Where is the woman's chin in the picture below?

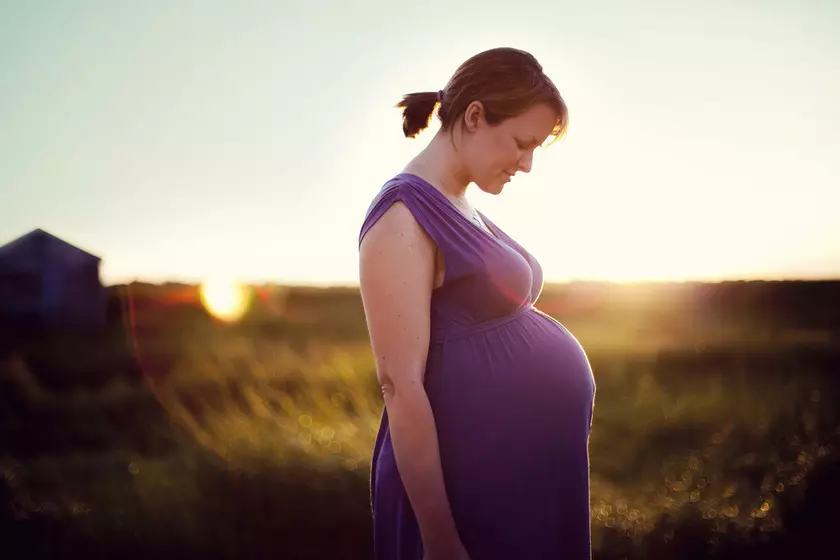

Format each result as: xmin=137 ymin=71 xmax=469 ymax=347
xmin=475 ymin=177 xmax=508 ymax=195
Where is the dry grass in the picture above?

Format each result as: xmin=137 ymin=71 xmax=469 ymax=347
xmin=1 ymin=283 xmax=839 ymax=558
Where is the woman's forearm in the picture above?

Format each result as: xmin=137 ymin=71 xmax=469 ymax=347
xmin=384 ymin=382 xmax=460 ymax=549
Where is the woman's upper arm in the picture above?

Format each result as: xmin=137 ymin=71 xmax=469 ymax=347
xmin=359 ymin=201 xmax=436 ymax=391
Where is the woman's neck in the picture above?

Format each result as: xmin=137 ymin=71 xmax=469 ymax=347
xmin=403 ymin=130 xmax=470 ymax=200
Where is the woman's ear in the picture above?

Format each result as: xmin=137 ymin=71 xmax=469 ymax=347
xmin=462 ymin=100 xmax=485 ymax=133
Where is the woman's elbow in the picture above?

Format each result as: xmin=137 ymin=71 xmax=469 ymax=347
xmin=378 ymin=369 xmax=424 ymax=402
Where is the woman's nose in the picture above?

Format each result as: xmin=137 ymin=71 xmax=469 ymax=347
xmin=518 ymin=151 xmax=533 ymax=173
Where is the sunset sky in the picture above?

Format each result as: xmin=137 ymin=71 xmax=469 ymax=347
xmin=1 ymin=0 xmax=838 ymax=286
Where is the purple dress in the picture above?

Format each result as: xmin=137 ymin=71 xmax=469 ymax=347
xmin=359 ymin=173 xmax=596 ymax=560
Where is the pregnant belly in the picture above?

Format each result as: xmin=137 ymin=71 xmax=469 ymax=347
xmin=425 ymin=308 xmax=595 ymax=431
xmin=422 ymin=309 xmax=596 ymax=544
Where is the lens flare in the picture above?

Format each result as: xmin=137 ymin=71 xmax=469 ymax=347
xmin=199 ymin=279 xmax=251 ymax=322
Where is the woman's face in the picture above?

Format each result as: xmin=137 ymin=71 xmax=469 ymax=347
xmin=459 ymin=101 xmax=559 ymax=195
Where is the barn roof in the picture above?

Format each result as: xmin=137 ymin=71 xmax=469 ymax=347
xmin=0 ymin=228 xmax=102 ymax=264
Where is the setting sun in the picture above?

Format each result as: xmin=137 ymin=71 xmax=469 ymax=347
xmin=199 ymin=279 xmax=251 ymax=322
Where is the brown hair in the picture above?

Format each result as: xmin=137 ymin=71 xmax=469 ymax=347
xmin=396 ymin=47 xmax=569 ymax=144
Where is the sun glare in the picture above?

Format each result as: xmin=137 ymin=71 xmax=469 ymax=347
xmin=199 ymin=279 xmax=251 ymax=322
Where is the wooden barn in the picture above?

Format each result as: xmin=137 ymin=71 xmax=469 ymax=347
xmin=0 ymin=229 xmax=106 ymax=327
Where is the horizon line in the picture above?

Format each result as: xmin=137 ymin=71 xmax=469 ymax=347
xmin=103 ymin=275 xmax=840 ymax=288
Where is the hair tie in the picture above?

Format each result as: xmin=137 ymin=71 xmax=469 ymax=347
xmin=436 ymin=90 xmax=443 ymax=103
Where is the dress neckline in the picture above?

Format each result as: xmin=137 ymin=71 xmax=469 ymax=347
xmin=397 ymin=173 xmax=505 ymax=243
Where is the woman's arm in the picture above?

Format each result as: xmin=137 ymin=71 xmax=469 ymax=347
xmin=359 ymin=200 xmax=465 ymax=556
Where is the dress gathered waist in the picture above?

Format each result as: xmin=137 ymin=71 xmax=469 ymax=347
xmin=430 ymin=303 xmax=535 ymax=344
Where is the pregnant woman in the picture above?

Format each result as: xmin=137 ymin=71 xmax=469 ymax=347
xmin=358 ymin=47 xmax=596 ymax=560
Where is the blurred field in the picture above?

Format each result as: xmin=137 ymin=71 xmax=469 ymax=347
xmin=1 ymin=280 xmax=839 ymax=559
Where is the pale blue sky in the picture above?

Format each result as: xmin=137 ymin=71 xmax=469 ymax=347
xmin=1 ymin=0 xmax=838 ymax=285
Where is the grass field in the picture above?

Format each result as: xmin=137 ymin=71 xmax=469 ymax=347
xmin=1 ymin=281 xmax=839 ymax=559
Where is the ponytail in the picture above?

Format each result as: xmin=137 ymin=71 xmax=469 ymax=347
xmin=395 ymin=91 xmax=441 ymax=138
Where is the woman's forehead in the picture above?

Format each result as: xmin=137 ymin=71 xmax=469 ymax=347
xmin=507 ymin=104 xmax=558 ymax=135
